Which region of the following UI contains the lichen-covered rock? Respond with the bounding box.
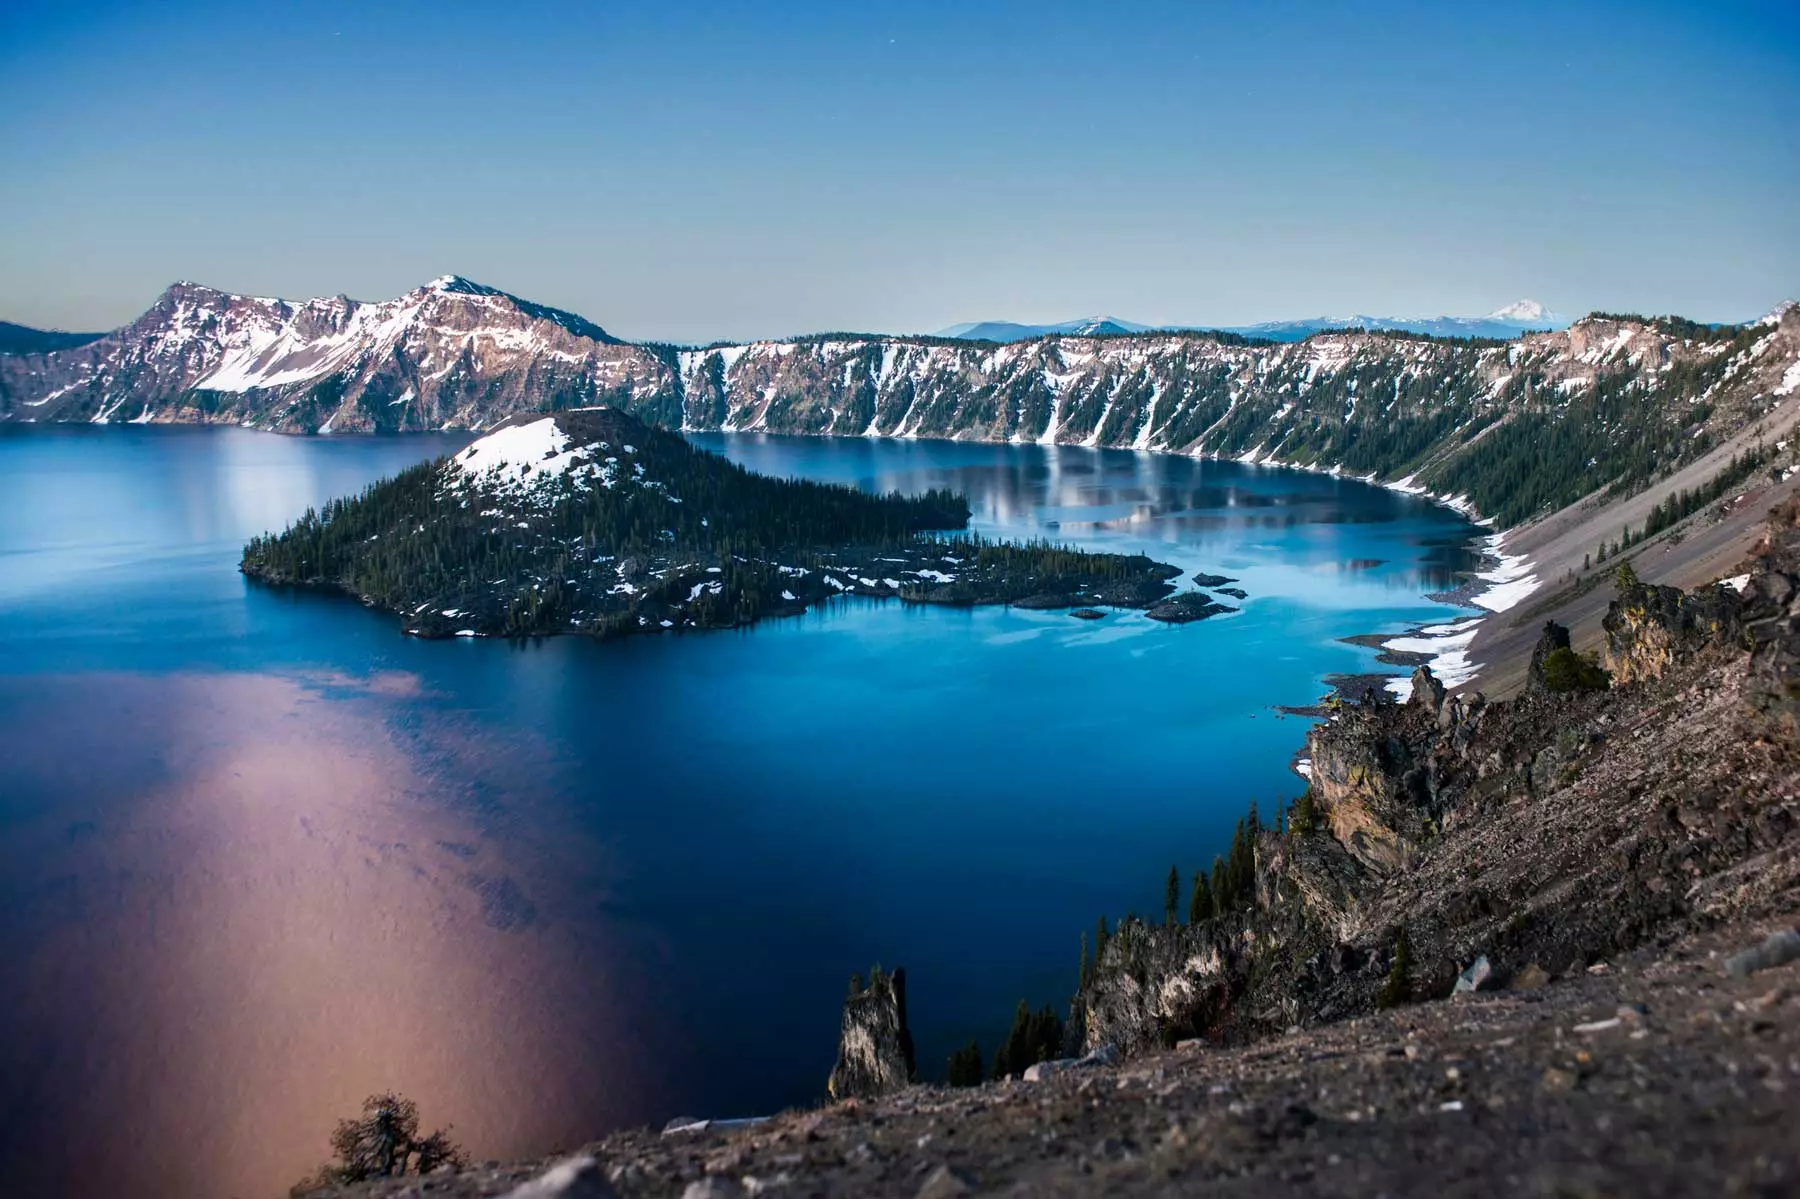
[1074,917,1242,1058]
[826,968,916,1101]
[1602,571,1745,684]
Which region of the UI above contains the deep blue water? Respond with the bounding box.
[0,425,1478,1199]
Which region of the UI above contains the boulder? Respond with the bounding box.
[1723,929,1800,979]
[1022,1043,1119,1081]
[500,1157,619,1199]
[1452,955,1494,995]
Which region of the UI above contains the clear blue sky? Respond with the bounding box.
[1,0,1795,341]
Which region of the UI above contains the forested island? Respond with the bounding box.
[240,407,1202,638]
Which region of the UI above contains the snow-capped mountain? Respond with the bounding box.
[1489,299,1552,323]
[933,302,1566,344]
[0,275,669,431]
[1223,301,1567,343]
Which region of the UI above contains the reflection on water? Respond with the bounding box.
[0,426,1481,1199]
[0,670,672,1199]
[692,432,1479,593]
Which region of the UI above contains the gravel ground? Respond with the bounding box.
[318,916,1800,1199]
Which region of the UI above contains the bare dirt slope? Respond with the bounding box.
[1466,393,1800,697]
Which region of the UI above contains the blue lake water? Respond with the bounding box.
[0,424,1478,1199]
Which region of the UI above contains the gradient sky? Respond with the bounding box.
[2,0,1795,342]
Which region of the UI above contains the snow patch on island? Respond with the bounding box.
[450,417,593,491]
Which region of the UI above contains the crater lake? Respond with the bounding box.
[0,424,1482,1199]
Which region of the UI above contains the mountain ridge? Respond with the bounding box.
[931,301,1566,344]
[4,278,1798,531]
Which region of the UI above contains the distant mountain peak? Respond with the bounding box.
[423,274,500,297]
[1489,299,1553,323]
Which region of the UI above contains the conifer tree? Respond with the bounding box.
[1189,871,1213,924]
[1293,787,1318,835]
[946,1041,984,1088]
[1165,864,1180,925]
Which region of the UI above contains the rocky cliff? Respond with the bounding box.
[1072,507,1800,1060]
[7,281,1798,527]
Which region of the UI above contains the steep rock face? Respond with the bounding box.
[826,969,916,1101]
[1602,572,1746,684]
[7,281,1799,527]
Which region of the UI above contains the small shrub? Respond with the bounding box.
[1377,929,1413,1010]
[1540,646,1611,693]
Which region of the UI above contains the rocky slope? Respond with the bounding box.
[7,281,1797,529]
[303,917,1800,1197]
[1069,508,1799,1064]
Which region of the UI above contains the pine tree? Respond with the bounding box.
[946,1041,984,1088]
[1293,787,1319,835]
[1165,865,1180,924]
[1079,931,1091,988]
[1189,871,1213,924]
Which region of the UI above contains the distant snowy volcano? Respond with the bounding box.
[1488,299,1554,323]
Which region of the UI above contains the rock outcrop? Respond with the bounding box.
[1602,566,1745,684]
[825,968,916,1101]
[1302,693,1447,877]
